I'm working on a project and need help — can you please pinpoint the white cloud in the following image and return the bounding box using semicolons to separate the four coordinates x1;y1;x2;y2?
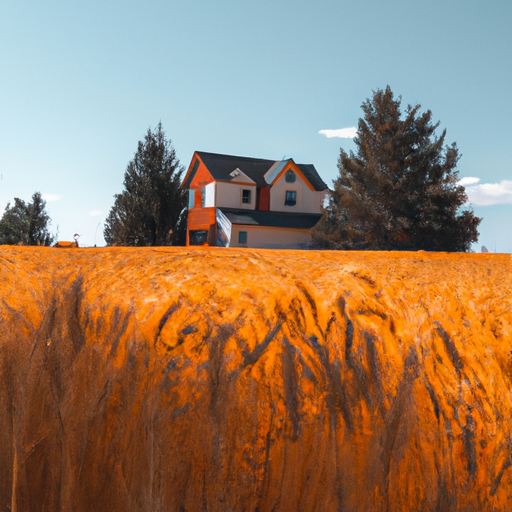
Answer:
319;127;358;139
460;177;512;206
458;176;481;186
89;210;103;216
42;193;62;202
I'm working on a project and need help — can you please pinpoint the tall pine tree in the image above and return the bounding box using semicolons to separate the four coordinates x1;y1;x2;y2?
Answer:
313;86;481;251
104;123;187;246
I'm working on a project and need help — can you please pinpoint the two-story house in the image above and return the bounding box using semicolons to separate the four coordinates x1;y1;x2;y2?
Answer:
182;151;328;248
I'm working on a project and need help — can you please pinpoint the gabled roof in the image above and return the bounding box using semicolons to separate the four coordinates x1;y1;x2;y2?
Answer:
218;207;322;229
192;151;327;191
196;152;274;188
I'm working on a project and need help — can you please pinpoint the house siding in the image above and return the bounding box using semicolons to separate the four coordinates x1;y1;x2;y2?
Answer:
230;225;312;249
215;181;256;210
269;171;324;214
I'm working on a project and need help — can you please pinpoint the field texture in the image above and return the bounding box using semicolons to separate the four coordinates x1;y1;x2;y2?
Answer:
1;247;511;511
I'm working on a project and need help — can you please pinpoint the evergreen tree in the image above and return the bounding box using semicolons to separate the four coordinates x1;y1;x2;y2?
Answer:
104;123;187;246
313;86;481;251
0;192;55;246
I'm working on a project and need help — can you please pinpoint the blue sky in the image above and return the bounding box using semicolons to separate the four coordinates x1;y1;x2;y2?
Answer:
1;0;511;250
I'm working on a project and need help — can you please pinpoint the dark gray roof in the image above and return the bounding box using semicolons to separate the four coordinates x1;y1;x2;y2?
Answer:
195;151;327;191
297;164;328;191
196;152;275;188
219;207;322;229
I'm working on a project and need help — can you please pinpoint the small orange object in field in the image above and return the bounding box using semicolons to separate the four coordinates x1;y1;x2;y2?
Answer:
53;240;79;248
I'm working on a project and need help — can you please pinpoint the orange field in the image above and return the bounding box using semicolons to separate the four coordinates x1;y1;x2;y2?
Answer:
1;246;511;511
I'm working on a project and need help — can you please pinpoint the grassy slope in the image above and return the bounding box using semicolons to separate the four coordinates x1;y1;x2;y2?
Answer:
1;247;511;511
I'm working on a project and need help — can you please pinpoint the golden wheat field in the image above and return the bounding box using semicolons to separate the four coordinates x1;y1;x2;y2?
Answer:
1;246;511;511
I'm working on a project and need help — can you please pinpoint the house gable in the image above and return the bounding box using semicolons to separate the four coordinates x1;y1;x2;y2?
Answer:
267;160;327;214
265;160;315;191
182;152;215;190
224;168;256;185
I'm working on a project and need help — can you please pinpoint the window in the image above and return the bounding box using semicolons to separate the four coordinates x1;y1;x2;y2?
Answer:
242;189;251;204
188;189;195;209
201;187;206;207
285;191;297;206
238;231;247;244
190;230;208;245
285;170;296;183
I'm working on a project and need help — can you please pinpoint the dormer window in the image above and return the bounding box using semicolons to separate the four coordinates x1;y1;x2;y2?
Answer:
242;189;251;204
285;191;297;206
285;170;296;183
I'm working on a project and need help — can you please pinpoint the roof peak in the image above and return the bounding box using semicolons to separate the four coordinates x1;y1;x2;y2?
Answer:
192;151;327;191
196;150;276;163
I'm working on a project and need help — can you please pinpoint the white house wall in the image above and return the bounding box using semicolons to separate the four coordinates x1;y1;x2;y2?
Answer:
269;173;325;214
215;182;256;210
230;225;312;249
204;182;216;207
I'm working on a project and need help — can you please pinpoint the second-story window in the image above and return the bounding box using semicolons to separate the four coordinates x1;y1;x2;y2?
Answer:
285;191;297;206
285;170;296;183
242;189;251;204
201;187;206;207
